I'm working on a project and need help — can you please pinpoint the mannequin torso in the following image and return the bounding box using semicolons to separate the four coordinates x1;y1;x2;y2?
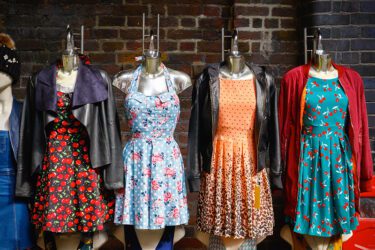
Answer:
0;72;13;131
113;65;191;96
56;68;78;89
308;66;338;80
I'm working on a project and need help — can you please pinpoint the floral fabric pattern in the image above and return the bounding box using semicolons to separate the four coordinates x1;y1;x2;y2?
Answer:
115;65;189;229
293;76;358;237
32;89;115;233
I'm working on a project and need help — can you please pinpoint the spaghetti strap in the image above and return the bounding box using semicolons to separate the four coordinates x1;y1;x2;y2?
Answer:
128;65;142;93
161;64;174;93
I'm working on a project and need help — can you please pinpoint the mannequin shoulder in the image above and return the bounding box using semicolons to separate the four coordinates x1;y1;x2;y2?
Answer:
167;68;192;94
112;69;135;94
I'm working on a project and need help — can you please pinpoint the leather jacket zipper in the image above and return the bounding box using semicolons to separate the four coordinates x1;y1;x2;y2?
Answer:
256;76;266;173
209;77;215;139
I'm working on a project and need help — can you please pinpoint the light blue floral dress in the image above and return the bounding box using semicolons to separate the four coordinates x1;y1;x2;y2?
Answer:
293;76;358;237
115;64;189;229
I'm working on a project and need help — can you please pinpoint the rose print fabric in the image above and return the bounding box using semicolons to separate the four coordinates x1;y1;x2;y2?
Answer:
32;85;115;233
115;64;189;229
197;78;274;239
293;76;358;237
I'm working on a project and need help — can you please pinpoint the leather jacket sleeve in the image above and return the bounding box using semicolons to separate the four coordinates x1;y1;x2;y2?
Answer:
100;71;124;190
267;73;282;189
16;76;41;198
187;73;203;192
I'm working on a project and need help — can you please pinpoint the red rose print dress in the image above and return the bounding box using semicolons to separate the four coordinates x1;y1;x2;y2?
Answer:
32;84;115;233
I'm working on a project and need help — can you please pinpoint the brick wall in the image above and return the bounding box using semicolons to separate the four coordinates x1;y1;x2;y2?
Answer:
1;0;374;249
300;0;375;169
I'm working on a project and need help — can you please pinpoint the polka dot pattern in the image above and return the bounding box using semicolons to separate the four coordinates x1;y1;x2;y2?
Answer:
197;78;275;239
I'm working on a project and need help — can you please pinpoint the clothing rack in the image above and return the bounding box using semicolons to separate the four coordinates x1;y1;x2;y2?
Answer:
221;28;233;61
142;13;160;55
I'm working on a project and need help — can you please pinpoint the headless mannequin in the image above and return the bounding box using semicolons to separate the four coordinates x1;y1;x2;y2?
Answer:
113;55;191;96
40;55;109;249
280;29;352;250
112;37;191;250
0;72;13;131
196;31;267;250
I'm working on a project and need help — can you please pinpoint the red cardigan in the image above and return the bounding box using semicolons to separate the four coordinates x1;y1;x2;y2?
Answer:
278;63;373;220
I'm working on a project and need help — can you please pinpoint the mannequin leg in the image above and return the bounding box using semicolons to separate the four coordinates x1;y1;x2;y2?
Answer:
173;226;185;244
221;237;245;250
280;224;294;248
77;232;94;250
43;231;57;250
195;230;210;247
303;235;330;250
113;225;125;245
256;235;267;245
342;232;353;242
135;229;164;250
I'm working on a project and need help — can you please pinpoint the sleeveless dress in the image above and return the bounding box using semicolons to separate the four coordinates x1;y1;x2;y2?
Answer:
197;77;274;239
32;84;115;233
293;76;358;237
0;131;33;249
114;64;189;229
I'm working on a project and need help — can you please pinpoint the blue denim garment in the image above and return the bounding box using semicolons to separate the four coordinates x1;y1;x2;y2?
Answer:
0;131;33;250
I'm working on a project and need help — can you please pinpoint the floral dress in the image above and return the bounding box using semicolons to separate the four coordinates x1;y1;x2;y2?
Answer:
293;76;358;237
115;65;189;229
32;84;115;233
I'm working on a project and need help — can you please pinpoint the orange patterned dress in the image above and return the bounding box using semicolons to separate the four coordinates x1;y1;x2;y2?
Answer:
197;77;274;239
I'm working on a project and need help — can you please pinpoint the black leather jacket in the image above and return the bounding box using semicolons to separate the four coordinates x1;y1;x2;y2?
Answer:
187;62;282;192
15;62;124;198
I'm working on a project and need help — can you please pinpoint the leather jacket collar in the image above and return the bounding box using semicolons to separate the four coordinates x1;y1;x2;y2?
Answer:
206;62;269;140
35;60;108;112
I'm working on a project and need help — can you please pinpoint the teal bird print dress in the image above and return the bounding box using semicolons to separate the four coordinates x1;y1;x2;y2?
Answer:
293;76;359;237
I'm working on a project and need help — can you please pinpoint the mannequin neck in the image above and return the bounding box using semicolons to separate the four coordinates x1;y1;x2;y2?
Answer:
227;55;245;75
62;54;79;73
142;56;162;76
312;53;333;73
0;72;13;106
0;73;13;131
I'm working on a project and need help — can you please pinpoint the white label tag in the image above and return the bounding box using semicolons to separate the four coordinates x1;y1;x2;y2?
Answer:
135;56;144;61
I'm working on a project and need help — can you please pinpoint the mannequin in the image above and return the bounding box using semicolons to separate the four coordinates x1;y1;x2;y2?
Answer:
0;72;12;130
0;33;34;250
38;25;114;250
219;30;253;81
113;33;191;250
58;25;79;89
113;34;191;96
280;29;353;250
195;30;269;250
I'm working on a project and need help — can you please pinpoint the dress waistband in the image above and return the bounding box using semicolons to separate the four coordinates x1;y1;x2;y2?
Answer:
215;127;251;140
131;131;174;140
302;125;346;137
